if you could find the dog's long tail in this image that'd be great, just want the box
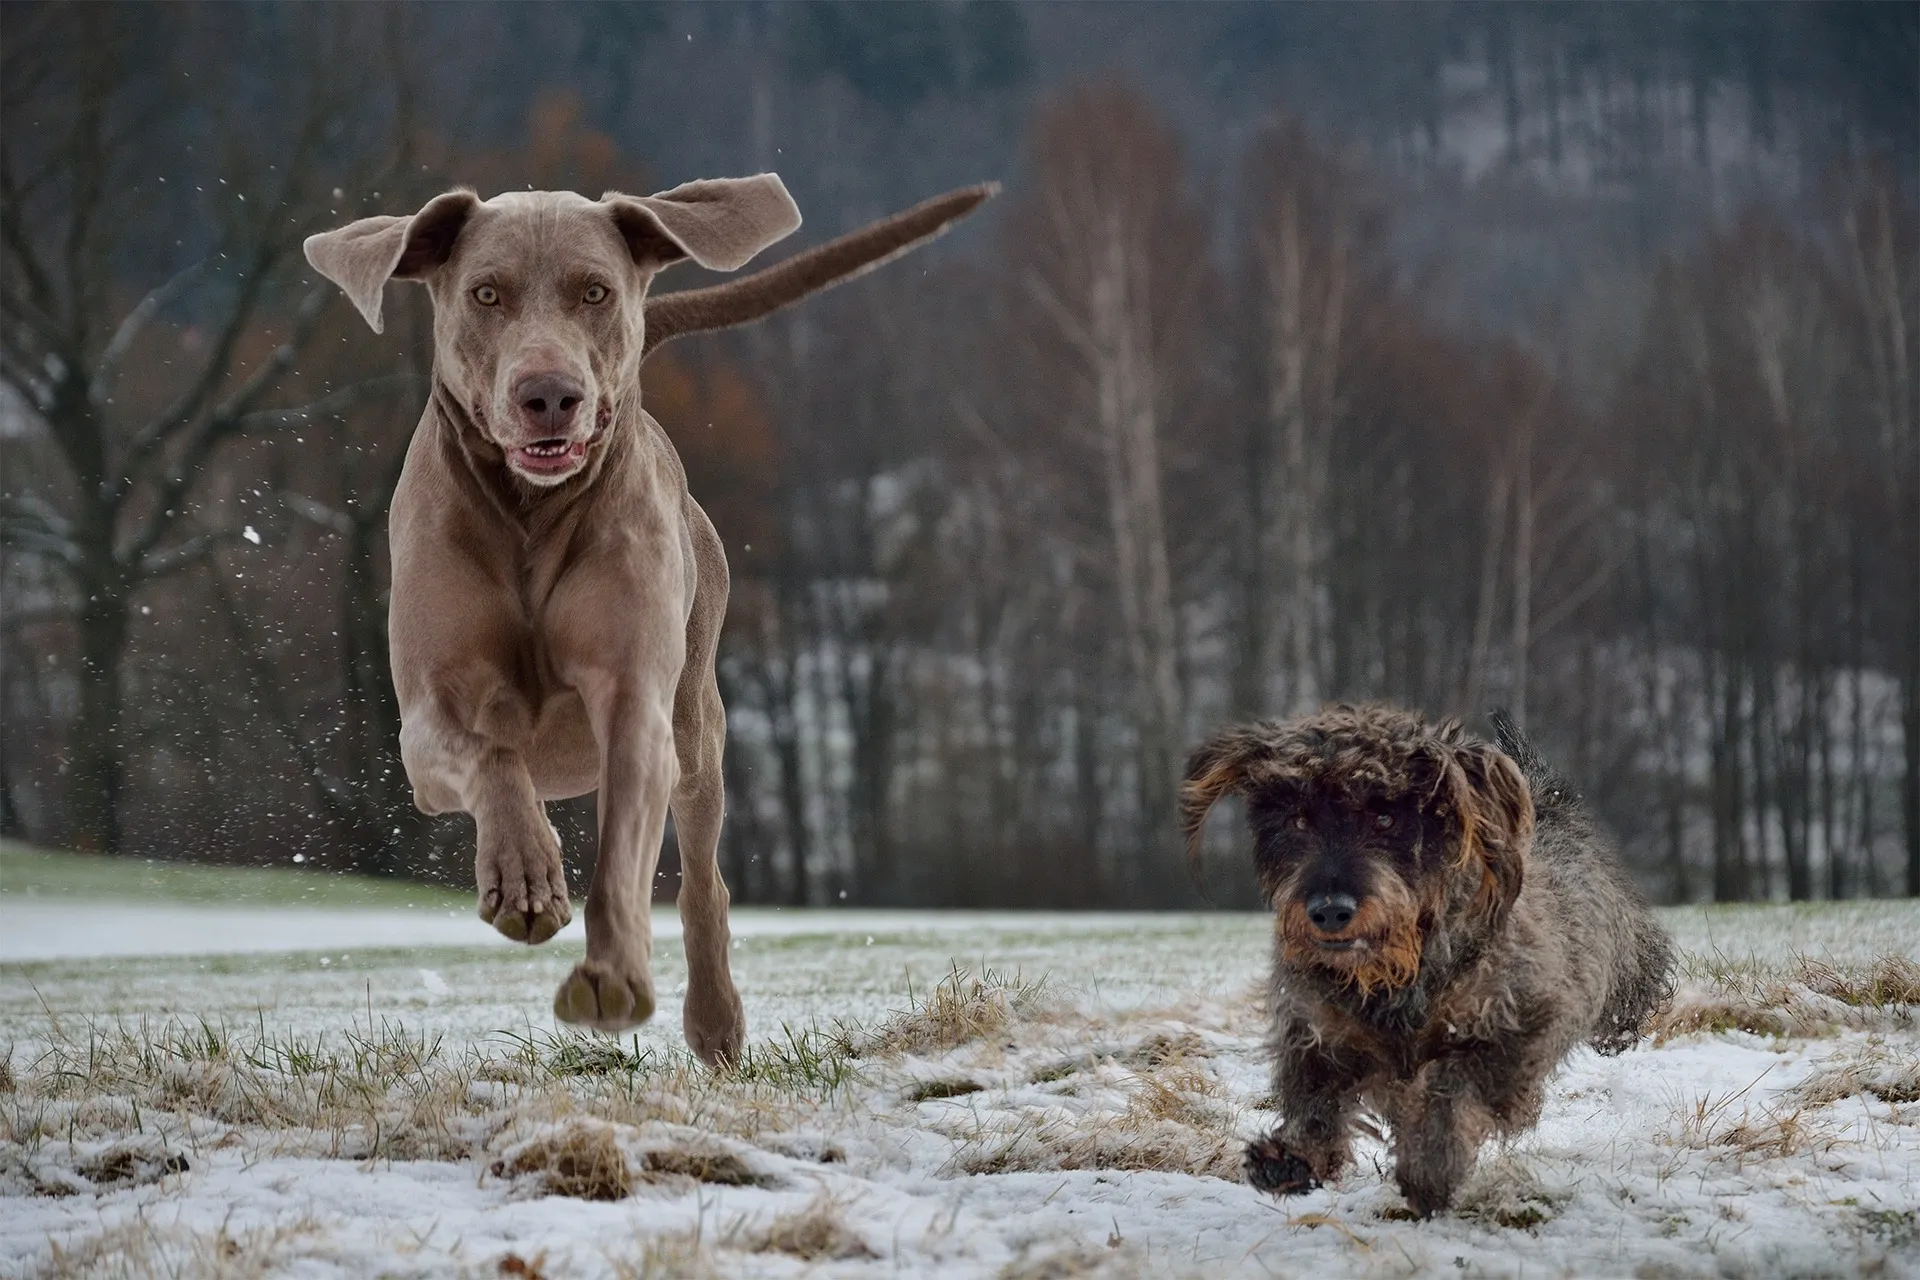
[642,182,998,361]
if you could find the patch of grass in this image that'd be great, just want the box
[495,1122,634,1200]
[845,965,1052,1058]
[1857,1207,1919,1249]
[641,1143,775,1187]
[998,1242,1135,1278]
[0,838,471,910]
[751,1195,875,1260]
[1668,1072,1843,1166]
[948,1059,1240,1180]
[39,1214,324,1279]
[725,1022,861,1094]
[1793,1041,1920,1107]
[1651,952,1918,1043]
[905,1077,986,1102]
[1121,1030,1210,1066]
[1800,955,1920,1007]
[1454,1157,1568,1232]
[606,1232,718,1280]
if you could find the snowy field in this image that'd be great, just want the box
[2,852,1918,1278]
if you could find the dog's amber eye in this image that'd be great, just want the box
[1374,812,1394,830]
[1291,814,1308,830]
[472,285,500,306]
[583,284,609,304]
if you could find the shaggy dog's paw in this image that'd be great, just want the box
[1395,1169,1456,1219]
[554,960,656,1031]
[1245,1138,1319,1195]
[476,818,571,944]
[683,983,746,1068]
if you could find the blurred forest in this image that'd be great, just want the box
[1,1,1915,907]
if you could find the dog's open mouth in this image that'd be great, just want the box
[1314,938,1364,953]
[513,438,589,476]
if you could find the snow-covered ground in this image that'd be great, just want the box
[3,901,1917,1278]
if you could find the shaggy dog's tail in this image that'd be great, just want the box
[642,183,998,359]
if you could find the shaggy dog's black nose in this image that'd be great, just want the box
[515,372,586,432]
[1305,892,1358,933]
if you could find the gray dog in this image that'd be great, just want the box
[304,177,991,1062]
[1181,703,1673,1215]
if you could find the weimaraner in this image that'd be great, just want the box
[304,177,992,1063]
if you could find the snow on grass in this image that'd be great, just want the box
[1,887,1916,1277]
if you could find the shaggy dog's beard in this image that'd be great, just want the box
[1274,870,1424,996]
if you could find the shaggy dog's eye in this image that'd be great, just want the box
[1374,812,1395,830]
[583,283,609,304]
[472,285,500,306]
[1291,814,1309,830]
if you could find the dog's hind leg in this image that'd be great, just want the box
[669,503,746,1066]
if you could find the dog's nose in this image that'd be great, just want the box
[1305,892,1358,934]
[514,372,586,433]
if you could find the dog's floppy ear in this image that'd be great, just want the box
[1438,742,1533,929]
[1179,724,1277,874]
[605,174,802,272]
[303,190,481,333]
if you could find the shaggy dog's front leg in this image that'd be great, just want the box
[1389,1056,1505,1217]
[1248,1039,1368,1195]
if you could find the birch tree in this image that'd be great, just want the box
[1013,84,1207,855]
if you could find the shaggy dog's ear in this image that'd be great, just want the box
[1438,742,1533,929]
[303,190,482,333]
[605,174,802,272]
[1180,725,1277,873]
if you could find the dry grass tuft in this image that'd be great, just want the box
[1121,1030,1210,1066]
[1800,955,1920,1008]
[494,1122,634,1201]
[905,1077,986,1102]
[605,1231,718,1280]
[951,1062,1240,1180]
[641,1143,776,1187]
[1793,1041,1920,1107]
[846,966,1051,1058]
[751,1194,876,1261]
[1667,1078,1843,1166]
[40,1215,323,1280]
[1453,1155,1567,1231]
[77,1139,190,1189]
[997,1242,1135,1279]
[1651,952,1917,1043]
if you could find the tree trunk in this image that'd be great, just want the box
[70,531,129,854]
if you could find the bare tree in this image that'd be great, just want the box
[1011,84,1208,854]
[0,7,400,852]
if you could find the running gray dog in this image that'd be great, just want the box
[304,177,992,1063]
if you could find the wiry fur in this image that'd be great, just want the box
[1182,703,1674,1216]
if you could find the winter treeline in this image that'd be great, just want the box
[2,3,1914,906]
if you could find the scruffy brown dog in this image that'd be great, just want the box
[1181,704,1672,1217]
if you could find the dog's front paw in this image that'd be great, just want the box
[476,818,571,944]
[1245,1137,1319,1196]
[1394,1168,1458,1219]
[554,959,656,1032]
